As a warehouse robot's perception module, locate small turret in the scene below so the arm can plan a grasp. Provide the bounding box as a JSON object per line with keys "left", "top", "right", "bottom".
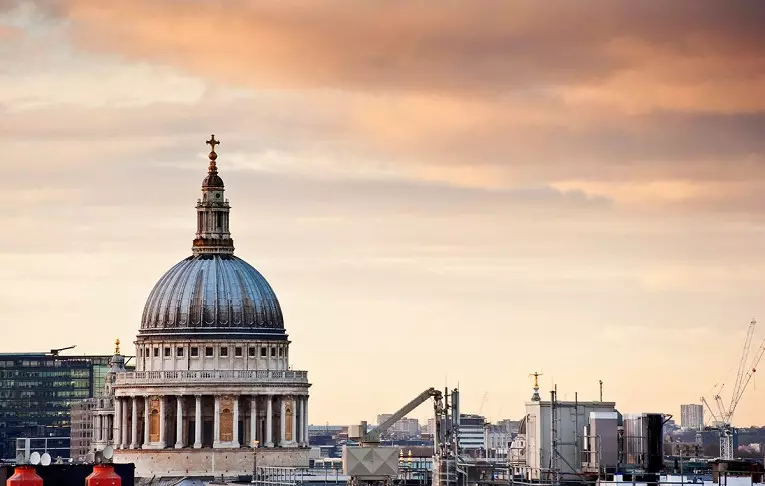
{"left": 529, "top": 371, "right": 542, "bottom": 402}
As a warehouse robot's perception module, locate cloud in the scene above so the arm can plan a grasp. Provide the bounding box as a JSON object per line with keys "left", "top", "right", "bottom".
{"left": 28, "top": 0, "right": 763, "bottom": 113}
{"left": 3, "top": 0, "right": 765, "bottom": 213}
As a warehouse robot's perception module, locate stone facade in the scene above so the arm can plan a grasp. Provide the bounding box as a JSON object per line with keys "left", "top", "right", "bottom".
{"left": 117, "top": 447, "right": 309, "bottom": 478}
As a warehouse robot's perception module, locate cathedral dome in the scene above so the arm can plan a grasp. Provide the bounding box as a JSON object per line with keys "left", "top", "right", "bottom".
{"left": 139, "top": 134, "right": 285, "bottom": 340}
{"left": 140, "top": 254, "right": 285, "bottom": 338}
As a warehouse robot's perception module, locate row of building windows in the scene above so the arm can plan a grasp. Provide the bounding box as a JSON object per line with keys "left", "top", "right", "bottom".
{"left": 140, "top": 345, "right": 287, "bottom": 359}
{"left": 0, "top": 360, "right": 107, "bottom": 368}
{"left": 0, "top": 390, "right": 90, "bottom": 399}
{"left": 0, "top": 379, "right": 90, "bottom": 389}
{"left": 0, "top": 370, "right": 90, "bottom": 379}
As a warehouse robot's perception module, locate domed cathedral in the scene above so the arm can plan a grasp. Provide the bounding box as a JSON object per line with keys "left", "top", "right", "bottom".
{"left": 113, "top": 136, "right": 311, "bottom": 478}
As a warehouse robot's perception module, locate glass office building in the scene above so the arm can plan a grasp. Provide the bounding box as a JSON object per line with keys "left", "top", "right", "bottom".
{"left": 0, "top": 352, "right": 131, "bottom": 460}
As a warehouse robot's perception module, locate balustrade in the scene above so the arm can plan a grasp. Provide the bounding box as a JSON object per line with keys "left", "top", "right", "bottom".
{"left": 115, "top": 369, "right": 308, "bottom": 385}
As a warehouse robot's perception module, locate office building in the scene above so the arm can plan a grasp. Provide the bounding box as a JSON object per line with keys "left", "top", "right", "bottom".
{"left": 0, "top": 351, "right": 127, "bottom": 459}
{"left": 458, "top": 414, "right": 486, "bottom": 454}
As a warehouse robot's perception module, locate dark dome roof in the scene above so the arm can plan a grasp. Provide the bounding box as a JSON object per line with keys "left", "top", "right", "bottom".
{"left": 202, "top": 173, "right": 224, "bottom": 189}
{"left": 140, "top": 254, "right": 285, "bottom": 339}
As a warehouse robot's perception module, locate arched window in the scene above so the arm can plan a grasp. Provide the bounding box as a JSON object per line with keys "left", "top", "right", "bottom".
{"left": 220, "top": 407, "right": 233, "bottom": 442}
{"left": 149, "top": 409, "right": 160, "bottom": 442}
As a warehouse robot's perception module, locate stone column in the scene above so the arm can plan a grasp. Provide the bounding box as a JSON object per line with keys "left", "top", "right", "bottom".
{"left": 303, "top": 396, "right": 309, "bottom": 447}
{"left": 250, "top": 396, "right": 258, "bottom": 448}
{"left": 114, "top": 399, "right": 122, "bottom": 448}
{"left": 291, "top": 397, "right": 298, "bottom": 447}
{"left": 213, "top": 395, "right": 221, "bottom": 448}
{"left": 159, "top": 396, "right": 167, "bottom": 448}
{"left": 233, "top": 395, "right": 240, "bottom": 447}
{"left": 130, "top": 397, "right": 138, "bottom": 449}
{"left": 194, "top": 395, "right": 202, "bottom": 449}
{"left": 122, "top": 398, "right": 129, "bottom": 449}
{"left": 143, "top": 396, "right": 150, "bottom": 448}
{"left": 175, "top": 396, "right": 184, "bottom": 449}
{"left": 265, "top": 395, "right": 274, "bottom": 447}
{"left": 280, "top": 396, "right": 287, "bottom": 446}
{"left": 297, "top": 396, "right": 305, "bottom": 447}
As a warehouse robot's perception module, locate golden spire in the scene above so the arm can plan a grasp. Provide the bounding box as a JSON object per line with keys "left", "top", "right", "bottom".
{"left": 115, "top": 338, "right": 120, "bottom": 354}
{"left": 206, "top": 134, "right": 220, "bottom": 174}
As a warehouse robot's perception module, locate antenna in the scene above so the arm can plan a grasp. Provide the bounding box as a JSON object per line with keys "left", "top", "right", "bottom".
{"left": 40, "top": 453, "right": 51, "bottom": 466}
{"left": 29, "top": 452, "right": 41, "bottom": 465}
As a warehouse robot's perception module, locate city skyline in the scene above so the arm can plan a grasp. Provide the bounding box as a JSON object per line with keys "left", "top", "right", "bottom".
{"left": 2, "top": 1, "right": 765, "bottom": 426}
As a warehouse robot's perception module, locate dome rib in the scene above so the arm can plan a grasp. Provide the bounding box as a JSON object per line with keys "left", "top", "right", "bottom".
{"left": 139, "top": 254, "right": 285, "bottom": 339}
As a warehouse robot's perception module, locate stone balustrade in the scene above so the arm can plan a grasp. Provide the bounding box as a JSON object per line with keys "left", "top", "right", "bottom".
{"left": 116, "top": 369, "right": 308, "bottom": 386}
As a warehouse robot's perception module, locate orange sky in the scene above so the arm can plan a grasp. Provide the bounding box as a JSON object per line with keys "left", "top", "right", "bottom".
{"left": 1, "top": 0, "right": 765, "bottom": 426}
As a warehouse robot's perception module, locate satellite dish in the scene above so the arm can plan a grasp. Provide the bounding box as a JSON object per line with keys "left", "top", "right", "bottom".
{"left": 40, "top": 453, "right": 51, "bottom": 466}
{"left": 102, "top": 445, "right": 114, "bottom": 461}
{"left": 29, "top": 452, "right": 41, "bottom": 465}
{"left": 15, "top": 453, "right": 25, "bottom": 464}
{"left": 94, "top": 450, "right": 103, "bottom": 464}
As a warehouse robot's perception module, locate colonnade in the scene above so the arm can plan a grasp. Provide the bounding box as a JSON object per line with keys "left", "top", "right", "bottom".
{"left": 107, "top": 394, "right": 308, "bottom": 450}
{"left": 94, "top": 413, "right": 114, "bottom": 443}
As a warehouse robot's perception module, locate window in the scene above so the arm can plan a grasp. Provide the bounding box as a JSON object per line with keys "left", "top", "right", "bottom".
{"left": 270, "top": 347, "right": 276, "bottom": 357}
{"left": 205, "top": 347, "right": 214, "bottom": 357}
{"left": 164, "top": 347, "right": 171, "bottom": 357}
{"left": 191, "top": 347, "right": 199, "bottom": 357}
{"left": 177, "top": 347, "right": 184, "bottom": 357}
{"left": 278, "top": 347, "right": 283, "bottom": 357}
{"left": 220, "top": 347, "right": 228, "bottom": 357}
{"left": 235, "top": 347, "right": 242, "bottom": 357}
{"left": 153, "top": 348, "right": 159, "bottom": 358}
{"left": 139, "top": 348, "right": 142, "bottom": 357}
{"left": 248, "top": 347, "right": 256, "bottom": 357}
{"left": 260, "top": 347, "right": 267, "bottom": 358}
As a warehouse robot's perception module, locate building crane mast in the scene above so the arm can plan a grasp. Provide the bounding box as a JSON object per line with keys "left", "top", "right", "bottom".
{"left": 702, "top": 318, "right": 765, "bottom": 459}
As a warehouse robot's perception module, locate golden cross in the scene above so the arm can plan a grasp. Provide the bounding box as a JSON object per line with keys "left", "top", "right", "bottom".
{"left": 529, "top": 371, "right": 543, "bottom": 388}
{"left": 206, "top": 134, "right": 220, "bottom": 152}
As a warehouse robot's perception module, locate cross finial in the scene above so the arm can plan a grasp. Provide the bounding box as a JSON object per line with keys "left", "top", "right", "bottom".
{"left": 529, "top": 371, "right": 543, "bottom": 388}
{"left": 206, "top": 134, "right": 220, "bottom": 152}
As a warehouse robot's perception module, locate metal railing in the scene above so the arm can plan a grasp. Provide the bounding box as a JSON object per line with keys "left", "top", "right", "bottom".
{"left": 115, "top": 369, "right": 309, "bottom": 385}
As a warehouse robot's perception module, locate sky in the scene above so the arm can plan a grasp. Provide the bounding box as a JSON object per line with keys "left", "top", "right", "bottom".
{"left": 1, "top": 0, "right": 765, "bottom": 427}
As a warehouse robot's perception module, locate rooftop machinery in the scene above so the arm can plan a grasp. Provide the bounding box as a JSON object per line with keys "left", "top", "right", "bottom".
{"left": 344, "top": 387, "right": 462, "bottom": 486}
{"left": 702, "top": 318, "right": 765, "bottom": 459}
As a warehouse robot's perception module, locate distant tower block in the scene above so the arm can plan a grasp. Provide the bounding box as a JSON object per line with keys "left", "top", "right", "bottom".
{"left": 529, "top": 372, "right": 543, "bottom": 401}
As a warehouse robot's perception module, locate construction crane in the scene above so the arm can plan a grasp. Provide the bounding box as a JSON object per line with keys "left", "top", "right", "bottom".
{"left": 701, "top": 318, "right": 765, "bottom": 459}
{"left": 478, "top": 392, "right": 488, "bottom": 415}
{"left": 344, "top": 388, "right": 444, "bottom": 486}
{"left": 50, "top": 345, "right": 76, "bottom": 356}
